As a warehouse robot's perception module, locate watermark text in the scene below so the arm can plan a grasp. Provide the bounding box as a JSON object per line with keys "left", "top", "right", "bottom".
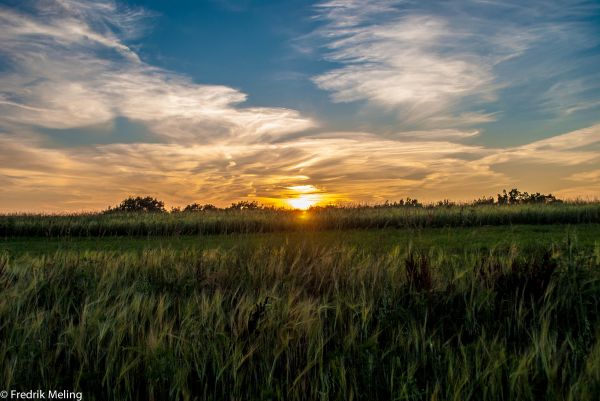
{"left": 0, "top": 390, "right": 83, "bottom": 400}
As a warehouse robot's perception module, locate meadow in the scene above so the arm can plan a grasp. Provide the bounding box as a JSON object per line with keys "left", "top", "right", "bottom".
{"left": 1, "top": 203, "right": 600, "bottom": 400}
{"left": 2, "top": 202, "right": 600, "bottom": 237}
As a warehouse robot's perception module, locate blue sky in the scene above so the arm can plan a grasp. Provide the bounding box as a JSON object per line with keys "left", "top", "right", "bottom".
{"left": 0, "top": 0, "right": 599, "bottom": 211}
{"left": 129, "top": 0, "right": 600, "bottom": 143}
{"left": 130, "top": 0, "right": 357, "bottom": 128}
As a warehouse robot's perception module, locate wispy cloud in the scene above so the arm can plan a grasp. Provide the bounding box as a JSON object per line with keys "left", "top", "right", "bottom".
{"left": 311, "top": 0, "right": 600, "bottom": 126}
{"left": 482, "top": 124, "right": 600, "bottom": 166}
{"left": 0, "top": 0, "right": 599, "bottom": 211}
{"left": 312, "top": 1, "right": 499, "bottom": 124}
{"left": 392, "top": 129, "right": 480, "bottom": 141}
{"left": 3, "top": 123, "right": 600, "bottom": 211}
{"left": 0, "top": 0, "right": 316, "bottom": 141}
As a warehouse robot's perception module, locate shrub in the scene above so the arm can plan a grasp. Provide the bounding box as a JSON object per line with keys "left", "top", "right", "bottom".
{"left": 228, "top": 200, "right": 261, "bottom": 210}
{"left": 183, "top": 203, "right": 218, "bottom": 212}
{"left": 497, "top": 188, "right": 561, "bottom": 205}
{"left": 107, "top": 196, "right": 166, "bottom": 213}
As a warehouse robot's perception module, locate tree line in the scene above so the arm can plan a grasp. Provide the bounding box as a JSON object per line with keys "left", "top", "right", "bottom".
{"left": 105, "top": 189, "right": 563, "bottom": 213}
{"left": 105, "top": 197, "right": 264, "bottom": 213}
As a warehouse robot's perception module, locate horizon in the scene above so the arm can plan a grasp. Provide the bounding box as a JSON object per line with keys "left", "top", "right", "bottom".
{"left": 1, "top": 0, "right": 600, "bottom": 212}
{"left": 4, "top": 189, "right": 599, "bottom": 215}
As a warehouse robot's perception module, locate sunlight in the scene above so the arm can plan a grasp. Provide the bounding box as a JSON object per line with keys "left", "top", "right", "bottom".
{"left": 286, "top": 194, "right": 321, "bottom": 210}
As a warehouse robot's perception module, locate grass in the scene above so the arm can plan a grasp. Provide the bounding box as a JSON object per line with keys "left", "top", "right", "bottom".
{"left": 2, "top": 224, "right": 600, "bottom": 257}
{"left": 1, "top": 206, "right": 600, "bottom": 400}
{"left": 2, "top": 203, "right": 600, "bottom": 237}
{"left": 1, "top": 239, "right": 599, "bottom": 400}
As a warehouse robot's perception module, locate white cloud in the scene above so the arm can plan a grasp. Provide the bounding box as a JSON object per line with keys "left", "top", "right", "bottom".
{"left": 0, "top": 0, "right": 316, "bottom": 141}
{"left": 311, "top": 0, "right": 600, "bottom": 125}
{"left": 543, "top": 79, "right": 600, "bottom": 116}
{"left": 479, "top": 124, "right": 600, "bottom": 167}
{"left": 312, "top": 1, "right": 500, "bottom": 124}
{"left": 392, "top": 129, "right": 480, "bottom": 141}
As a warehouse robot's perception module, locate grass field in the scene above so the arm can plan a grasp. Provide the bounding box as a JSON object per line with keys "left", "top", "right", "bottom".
{"left": 2, "top": 224, "right": 600, "bottom": 257}
{"left": 2, "top": 203, "right": 600, "bottom": 237}
{"left": 1, "top": 205, "right": 600, "bottom": 400}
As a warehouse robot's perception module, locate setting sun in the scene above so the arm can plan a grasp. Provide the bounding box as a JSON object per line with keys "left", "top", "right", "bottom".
{"left": 282, "top": 185, "right": 324, "bottom": 210}
{"left": 287, "top": 194, "right": 321, "bottom": 210}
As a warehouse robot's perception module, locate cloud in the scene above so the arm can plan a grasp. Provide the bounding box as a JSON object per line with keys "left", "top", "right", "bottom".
{"left": 392, "top": 129, "right": 480, "bottom": 141}
{"left": 311, "top": 0, "right": 600, "bottom": 125}
{"left": 568, "top": 169, "right": 600, "bottom": 183}
{"left": 482, "top": 124, "right": 600, "bottom": 167}
{"left": 0, "top": 132, "right": 487, "bottom": 211}
{"left": 0, "top": 0, "right": 316, "bottom": 142}
{"left": 1, "top": 0, "right": 599, "bottom": 211}
{"left": 312, "top": 1, "right": 500, "bottom": 124}
{"left": 2, "top": 123, "right": 600, "bottom": 211}
{"left": 542, "top": 79, "right": 600, "bottom": 116}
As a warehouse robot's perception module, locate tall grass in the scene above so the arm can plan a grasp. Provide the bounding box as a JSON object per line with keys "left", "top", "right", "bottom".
{"left": 2, "top": 203, "right": 600, "bottom": 237}
{"left": 1, "top": 239, "right": 599, "bottom": 400}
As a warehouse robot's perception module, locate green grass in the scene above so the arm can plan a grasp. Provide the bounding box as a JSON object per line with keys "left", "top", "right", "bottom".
{"left": 2, "top": 203, "right": 600, "bottom": 237}
{"left": 1, "top": 238, "right": 600, "bottom": 400}
{"left": 2, "top": 224, "right": 600, "bottom": 257}
{"left": 1, "top": 208, "right": 600, "bottom": 400}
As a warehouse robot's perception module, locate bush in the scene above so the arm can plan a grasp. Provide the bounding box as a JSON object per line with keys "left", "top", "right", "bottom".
{"left": 107, "top": 196, "right": 166, "bottom": 213}
{"left": 183, "top": 203, "right": 218, "bottom": 212}
{"left": 227, "top": 201, "right": 261, "bottom": 210}
{"left": 497, "top": 188, "right": 561, "bottom": 205}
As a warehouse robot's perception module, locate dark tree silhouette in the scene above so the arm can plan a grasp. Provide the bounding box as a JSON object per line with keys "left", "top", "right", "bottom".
{"left": 183, "top": 203, "right": 218, "bottom": 212}
{"left": 497, "top": 188, "right": 560, "bottom": 205}
{"left": 472, "top": 196, "right": 495, "bottom": 206}
{"left": 228, "top": 200, "right": 261, "bottom": 210}
{"left": 108, "top": 196, "right": 166, "bottom": 213}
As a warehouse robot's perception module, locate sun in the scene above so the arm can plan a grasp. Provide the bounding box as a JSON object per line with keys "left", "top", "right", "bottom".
{"left": 287, "top": 194, "right": 320, "bottom": 210}
{"left": 283, "top": 184, "right": 326, "bottom": 210}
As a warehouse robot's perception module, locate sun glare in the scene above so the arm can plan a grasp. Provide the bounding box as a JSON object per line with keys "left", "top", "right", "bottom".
{"left": 287, "top": 194, "right": 320, "bottom": 210}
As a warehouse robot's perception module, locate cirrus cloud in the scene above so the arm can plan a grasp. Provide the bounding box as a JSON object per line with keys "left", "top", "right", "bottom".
{"left": 311, "top": 0, "right": 600, "bottom": 126}
{"left": 0, "top": 0, "right": 316, "bottom": 142}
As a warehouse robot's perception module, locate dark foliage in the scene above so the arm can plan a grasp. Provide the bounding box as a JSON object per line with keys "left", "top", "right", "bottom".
{"left": 472, "top": 196, "right": 495, "bottom": 205}
{"left": 405, "top": 250, "right": 432, "bottom": 291}
{"left": 106, "top": 196, "right": 166, "bottom": 213}
{"left": 497, "top": 188, "right": 561, "bottom": 205}
{"left": 227, "top": 200, "right": 261, "bottom": 210}
{"left": 183, "top": 203, "right": 218, "bottom": 212}
{"left": 378, "top": 197, "right": 423, "bottom": 208}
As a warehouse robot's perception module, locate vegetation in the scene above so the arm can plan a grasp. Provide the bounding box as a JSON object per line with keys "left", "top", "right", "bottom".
{"left": 2, "top": 203, "right": 600, "bottom": 237}
{"left": 107, "top": 196, "right": 166, "bottom": 213}
{"left": 1, "top": 190, "right": 599, "bottom": 400}
{"left": 182, "top": 203, "right": 218, "bottom": 212}
{"left": 1, "top": 236, "right": 599, "bottom": 400}
{"left": 104, "top": 188, "right": 564, "bottom": 214}
{"left": 496, "top": 189, "right": 561, "bottom": 205}
{"left": 3, "top": 224, "right": 600, "bottom": 258}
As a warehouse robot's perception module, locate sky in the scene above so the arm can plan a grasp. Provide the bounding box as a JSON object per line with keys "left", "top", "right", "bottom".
{"left": 0, "top": 0, "right": 599, "bottom": 211}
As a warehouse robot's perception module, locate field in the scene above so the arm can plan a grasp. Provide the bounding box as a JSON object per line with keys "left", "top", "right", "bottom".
{"left": 1, "top": 204, "right": 600, "bottom": 400}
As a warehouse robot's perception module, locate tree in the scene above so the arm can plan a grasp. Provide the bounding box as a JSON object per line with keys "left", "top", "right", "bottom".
{"left": 228, "top": 200, "right": 260, "bottom": 210}
{"left": 404, "top": 197, "right": 422, "bottom": 207}
{"left": 436, "top": 199, "right": 455, "bottom": 207}
{"left": 108, "top": 196, "right": 166, "bottom": 213}
{"left": 183, "top": 203, "right": 218, "bottom": 212}
{"left": 497, "top": 188, "right": 561, "bottom": 205}
{"left": 472, "top": 196, "right": 495, "bottom": 206}
{"left": 497, "top": 190, "right": 509, "bottom": 205}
